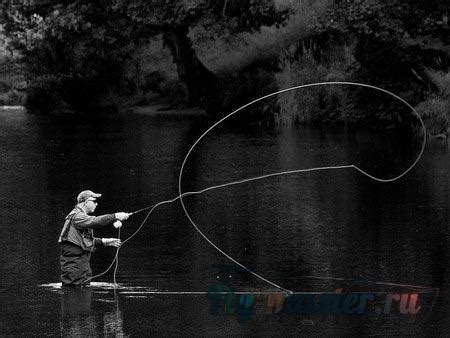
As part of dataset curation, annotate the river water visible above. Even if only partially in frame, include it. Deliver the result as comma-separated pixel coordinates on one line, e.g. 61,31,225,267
0,106,448,336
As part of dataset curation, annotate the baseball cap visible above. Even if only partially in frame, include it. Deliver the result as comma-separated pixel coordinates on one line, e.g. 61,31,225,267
77,190,102,203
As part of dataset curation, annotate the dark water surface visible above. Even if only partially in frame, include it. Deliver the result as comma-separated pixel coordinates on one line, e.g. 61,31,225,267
0,107,448,336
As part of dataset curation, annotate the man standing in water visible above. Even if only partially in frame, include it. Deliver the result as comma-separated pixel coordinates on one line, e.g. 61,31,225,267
58,190,130,286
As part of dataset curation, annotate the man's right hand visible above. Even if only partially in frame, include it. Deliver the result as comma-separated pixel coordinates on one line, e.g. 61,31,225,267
115,212,130,221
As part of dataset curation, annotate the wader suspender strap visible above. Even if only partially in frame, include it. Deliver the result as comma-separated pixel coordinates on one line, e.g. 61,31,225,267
59,213,76,241
59,207,84,241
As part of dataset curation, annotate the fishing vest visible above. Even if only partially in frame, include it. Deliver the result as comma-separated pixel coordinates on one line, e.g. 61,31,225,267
58,207,95,252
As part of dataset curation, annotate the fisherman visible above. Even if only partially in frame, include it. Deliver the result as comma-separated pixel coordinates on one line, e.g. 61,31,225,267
58,190,130,286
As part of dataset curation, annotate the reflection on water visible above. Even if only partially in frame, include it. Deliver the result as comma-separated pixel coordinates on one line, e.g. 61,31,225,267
51,279,438,336
0,108,448,335
60,288,96,336
60,287,125,336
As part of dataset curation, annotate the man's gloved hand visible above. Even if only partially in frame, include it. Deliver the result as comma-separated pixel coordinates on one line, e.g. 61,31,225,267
113,220,122,229
115,212,130,221
102,238,121,247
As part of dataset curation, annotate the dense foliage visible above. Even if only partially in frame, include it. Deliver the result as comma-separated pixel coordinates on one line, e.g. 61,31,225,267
275,0,449,132
1,0,291,113
0,0,448,135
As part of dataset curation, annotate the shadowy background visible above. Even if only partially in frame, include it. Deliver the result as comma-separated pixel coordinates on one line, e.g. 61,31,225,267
0,0,448,136
0,1,449,336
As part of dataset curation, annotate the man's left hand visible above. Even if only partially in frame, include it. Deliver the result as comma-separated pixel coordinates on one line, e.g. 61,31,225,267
102,238,121,247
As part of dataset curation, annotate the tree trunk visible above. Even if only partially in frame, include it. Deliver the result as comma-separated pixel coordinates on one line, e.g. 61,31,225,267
162,26,219,108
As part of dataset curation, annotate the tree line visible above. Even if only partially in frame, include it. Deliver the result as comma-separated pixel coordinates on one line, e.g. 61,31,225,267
0,0,448,135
